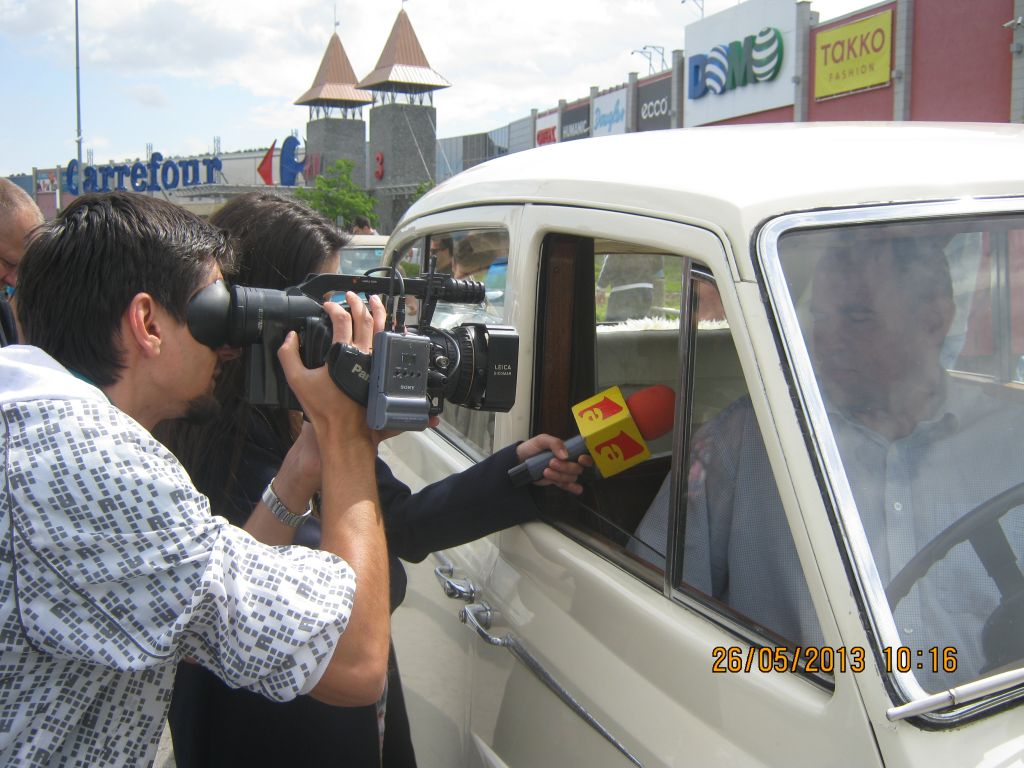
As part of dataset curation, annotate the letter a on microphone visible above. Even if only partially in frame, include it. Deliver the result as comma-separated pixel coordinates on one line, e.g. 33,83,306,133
572,385,651,477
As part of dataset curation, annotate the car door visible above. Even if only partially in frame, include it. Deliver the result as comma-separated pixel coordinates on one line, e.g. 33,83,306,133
381,206,529,768
385,205,884,767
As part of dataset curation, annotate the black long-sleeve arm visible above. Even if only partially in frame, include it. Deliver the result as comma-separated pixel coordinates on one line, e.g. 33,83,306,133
377,443,539,564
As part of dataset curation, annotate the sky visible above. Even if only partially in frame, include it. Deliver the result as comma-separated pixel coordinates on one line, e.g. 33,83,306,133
0,0,870,176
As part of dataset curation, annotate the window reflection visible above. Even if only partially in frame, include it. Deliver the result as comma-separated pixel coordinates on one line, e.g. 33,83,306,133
778,218,1024,692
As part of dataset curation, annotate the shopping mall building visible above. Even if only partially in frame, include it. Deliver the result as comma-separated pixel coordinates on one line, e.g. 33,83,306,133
8,0,1024,232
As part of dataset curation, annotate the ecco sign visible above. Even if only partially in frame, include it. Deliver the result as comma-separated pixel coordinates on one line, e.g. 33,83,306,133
65,153,223,195
640,98,669,119
637,75,672,132
688,27,784,100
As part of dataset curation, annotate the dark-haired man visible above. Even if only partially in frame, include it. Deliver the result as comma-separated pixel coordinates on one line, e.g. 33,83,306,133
350,214,378,235
0,192,390,765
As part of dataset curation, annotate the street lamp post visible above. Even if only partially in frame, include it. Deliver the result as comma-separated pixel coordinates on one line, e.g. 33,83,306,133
75,0,82,171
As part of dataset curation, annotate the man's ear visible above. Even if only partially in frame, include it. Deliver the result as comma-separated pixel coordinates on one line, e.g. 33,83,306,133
124,292,162,358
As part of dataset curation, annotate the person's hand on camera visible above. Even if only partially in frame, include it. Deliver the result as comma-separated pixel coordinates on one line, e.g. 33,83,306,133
338,293,437,447
346,292,386,354
277,291,384,440
515,434,592,495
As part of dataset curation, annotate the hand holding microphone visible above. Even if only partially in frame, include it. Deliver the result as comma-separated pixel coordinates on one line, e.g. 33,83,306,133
513,434,593,495
508,384,675,488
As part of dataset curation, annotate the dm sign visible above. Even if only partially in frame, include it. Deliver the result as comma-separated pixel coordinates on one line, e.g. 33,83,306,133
814,10,892,99
688,27,784,100
683,0,796,127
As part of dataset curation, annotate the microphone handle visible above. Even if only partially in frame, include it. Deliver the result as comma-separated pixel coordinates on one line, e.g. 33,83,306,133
507,434,589,488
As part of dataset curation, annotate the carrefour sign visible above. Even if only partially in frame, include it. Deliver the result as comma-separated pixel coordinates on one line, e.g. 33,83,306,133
65,153,223,195
683,0,796,127
64,134,308,194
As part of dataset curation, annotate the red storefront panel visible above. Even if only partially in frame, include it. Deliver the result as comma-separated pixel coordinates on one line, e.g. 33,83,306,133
910,0,1013,121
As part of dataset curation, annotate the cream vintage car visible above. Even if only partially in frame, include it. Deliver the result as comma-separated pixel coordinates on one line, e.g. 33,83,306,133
378,123,1024,768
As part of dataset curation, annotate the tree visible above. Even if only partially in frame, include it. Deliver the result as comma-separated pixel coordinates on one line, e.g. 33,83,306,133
412,179,435,204
294,159,377,230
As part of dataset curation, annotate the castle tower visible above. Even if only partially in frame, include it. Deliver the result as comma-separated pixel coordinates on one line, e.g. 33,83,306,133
295,32,373,190
358,9,449,231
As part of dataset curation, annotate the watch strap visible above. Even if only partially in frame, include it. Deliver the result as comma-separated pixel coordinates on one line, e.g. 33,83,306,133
261,478,312,528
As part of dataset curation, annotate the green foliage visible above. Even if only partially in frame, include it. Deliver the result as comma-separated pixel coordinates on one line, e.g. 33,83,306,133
412,179,435,204
294,159,377,229
398,260,421,278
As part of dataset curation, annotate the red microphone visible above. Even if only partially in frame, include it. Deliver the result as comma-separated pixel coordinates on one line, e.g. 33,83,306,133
508,384,675,487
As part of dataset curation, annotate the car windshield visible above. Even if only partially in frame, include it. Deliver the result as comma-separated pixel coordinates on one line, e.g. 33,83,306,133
340,245,384,275
771,211,1024,699
429,229,508,329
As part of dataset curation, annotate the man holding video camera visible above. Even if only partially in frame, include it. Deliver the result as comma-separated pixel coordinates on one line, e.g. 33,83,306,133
0,192,391,766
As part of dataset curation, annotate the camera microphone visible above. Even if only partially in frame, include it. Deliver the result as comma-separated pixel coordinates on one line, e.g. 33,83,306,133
508,384,675,487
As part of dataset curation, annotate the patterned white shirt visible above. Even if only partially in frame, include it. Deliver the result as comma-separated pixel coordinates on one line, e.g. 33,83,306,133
0,346,357,766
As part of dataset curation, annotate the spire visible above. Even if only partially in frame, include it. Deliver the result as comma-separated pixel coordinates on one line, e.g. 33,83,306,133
358,9,450,98
295,32,373,111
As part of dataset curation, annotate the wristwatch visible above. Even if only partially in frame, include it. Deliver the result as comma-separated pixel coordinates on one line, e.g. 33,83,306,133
261,478,313,528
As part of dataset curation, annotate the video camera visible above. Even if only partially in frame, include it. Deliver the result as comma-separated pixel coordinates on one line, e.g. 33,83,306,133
186,266,518,431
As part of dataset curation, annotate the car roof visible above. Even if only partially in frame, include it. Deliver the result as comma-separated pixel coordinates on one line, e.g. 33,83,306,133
344,234,389,247
402,123,1024,265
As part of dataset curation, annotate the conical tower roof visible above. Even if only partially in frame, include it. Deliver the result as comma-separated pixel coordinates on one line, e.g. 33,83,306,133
296,32,373,108
358,9,450,95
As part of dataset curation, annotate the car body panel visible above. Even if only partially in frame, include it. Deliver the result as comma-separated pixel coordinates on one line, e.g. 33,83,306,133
383,124,1024,767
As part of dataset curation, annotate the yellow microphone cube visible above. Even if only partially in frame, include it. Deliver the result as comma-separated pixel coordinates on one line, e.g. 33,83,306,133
572,386,650,478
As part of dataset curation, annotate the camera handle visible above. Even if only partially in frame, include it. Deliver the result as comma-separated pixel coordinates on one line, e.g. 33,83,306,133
325,342,372,406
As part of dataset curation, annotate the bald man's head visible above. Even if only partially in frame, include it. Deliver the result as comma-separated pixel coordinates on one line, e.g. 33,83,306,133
0,178,44,289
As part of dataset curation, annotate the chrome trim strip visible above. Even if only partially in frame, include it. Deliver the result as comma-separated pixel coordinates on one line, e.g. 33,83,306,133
756,197,1024,715
460,603,644,768
431,550,455,571
887,668,1024,721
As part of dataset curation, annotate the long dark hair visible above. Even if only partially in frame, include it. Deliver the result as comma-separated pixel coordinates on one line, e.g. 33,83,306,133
157,192,348,510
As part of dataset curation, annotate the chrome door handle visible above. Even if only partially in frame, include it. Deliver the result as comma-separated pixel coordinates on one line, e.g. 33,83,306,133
459,601,504,644
457,602,643,767
434,564,478,602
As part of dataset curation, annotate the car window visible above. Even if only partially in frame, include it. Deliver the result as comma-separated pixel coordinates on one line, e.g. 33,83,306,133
773,218,1024,694
530,233,826,653
624,269,825,651
407,229,511,458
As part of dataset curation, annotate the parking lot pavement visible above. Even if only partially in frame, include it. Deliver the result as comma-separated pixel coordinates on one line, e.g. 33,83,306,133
154,721,176,768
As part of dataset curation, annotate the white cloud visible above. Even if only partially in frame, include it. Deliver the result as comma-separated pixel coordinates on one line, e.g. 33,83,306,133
0,0,872,174
121,83,168,108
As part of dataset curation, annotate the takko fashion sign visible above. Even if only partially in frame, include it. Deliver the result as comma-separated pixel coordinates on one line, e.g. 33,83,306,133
814,9,893,99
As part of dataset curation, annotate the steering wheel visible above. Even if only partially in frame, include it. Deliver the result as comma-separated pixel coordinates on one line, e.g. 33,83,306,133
885,481,1024,673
